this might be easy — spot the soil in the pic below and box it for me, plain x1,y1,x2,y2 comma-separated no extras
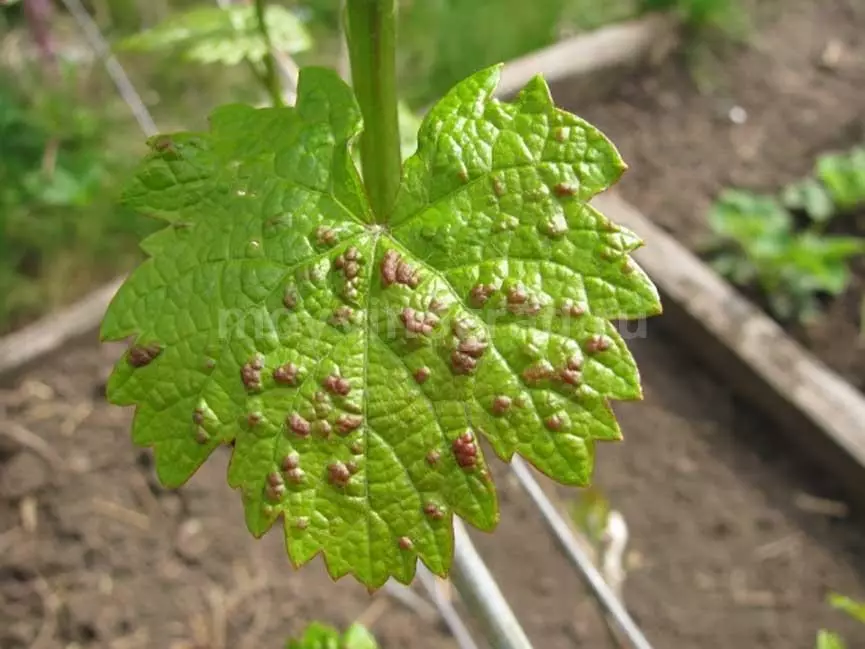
3,329,865,648
560,0,865,391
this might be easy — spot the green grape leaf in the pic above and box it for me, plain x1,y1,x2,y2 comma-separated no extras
781,178,835,223
817,148,865,211
101,65,660,588
119,4,311,65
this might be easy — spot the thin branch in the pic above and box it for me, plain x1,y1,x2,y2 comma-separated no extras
509,457,655,649
57,0,158,136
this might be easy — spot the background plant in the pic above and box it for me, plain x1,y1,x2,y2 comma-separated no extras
706,145,865,323
286,622,378,649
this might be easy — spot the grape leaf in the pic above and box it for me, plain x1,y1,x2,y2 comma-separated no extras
101,65,661,588
120,4,311,65
286,622,378,649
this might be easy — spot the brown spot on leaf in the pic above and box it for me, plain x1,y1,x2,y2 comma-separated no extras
267,471,283,487
286,468,305,484
426,450,441,465
423,502,444,520
414,367,431,384
452,430,478,468
469,283,495,308
400,308,438,336
457,168,469,183
492,396,512,415
522,362,553,383
507,285,528,305
247,412,262,427
315,225,337,246
492,177,505,196
545,414,564,431
350,441,364,455
346,460,359,475
327,462,351,488
381,249,399,286
345,246,359,261
561,300,586,318
283,287,297,310
458,338,487,358
395,258,420,288
336,414,363,435
323,374,352,396
273,362,299,385
585,334,611,354
127,342,162,368
330,305,354,327
450,350,478,375
194,429,209,445
287,413,311,437
193,408,205,425
398,536,414,550
294,517,309,530
241,359,263,392
560,368,582,386
553,183,577,197
282,453,300,471
566,354,583,371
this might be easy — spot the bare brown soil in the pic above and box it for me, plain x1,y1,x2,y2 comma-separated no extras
563,0,865,391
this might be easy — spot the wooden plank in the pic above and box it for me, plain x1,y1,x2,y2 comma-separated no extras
496,14,679,99
593,192,865,507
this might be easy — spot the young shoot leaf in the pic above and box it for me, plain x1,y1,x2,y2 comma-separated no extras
120,4,311,66
101,65,660,588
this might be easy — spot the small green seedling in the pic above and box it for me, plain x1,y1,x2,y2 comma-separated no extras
101,0,660,589
286,622,378,649
707,186,865,322
816,592,865,649
816,147,865,212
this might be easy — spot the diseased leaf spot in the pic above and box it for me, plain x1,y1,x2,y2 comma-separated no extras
585,334,611,354
194,429,210,444
346,460,359,475
400,308,439,336
560,299,586,318
336,414,363,435
507,285,528,305
315,225,337,246
286,468,305,484
241,356,264,392
327,461,351,488
282,453,300,471
414,367,431,384
492,395,512,415
560,368,582,386
294,517,309,530
350,441,364,455
398,536,414,550
266,471,286,501
545,414,564,431
523,361,553,384
273,362,300,385
469,283,496,308
247,412,262,427
287,413,311,437
323,374,352,396
423,502,445,521
452,431,478,469
193,408,205,425
492,177,505,197
381,249,420,288
426,449,441,465
450,350,478,375
457,338,487,359
457,168,469,183
127,342,163,368
553,183,577,198
283,287,298,310
330,305,355,328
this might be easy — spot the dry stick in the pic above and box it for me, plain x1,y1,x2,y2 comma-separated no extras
510,457,655,649
416,564,482,649
58,0,157,136
449,519,534,649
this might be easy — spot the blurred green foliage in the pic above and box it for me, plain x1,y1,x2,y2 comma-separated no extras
285,623,378,649
0,66,156,331
707,144,865,324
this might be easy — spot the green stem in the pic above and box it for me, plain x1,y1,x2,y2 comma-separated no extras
345,0,401,222
253,0,283,107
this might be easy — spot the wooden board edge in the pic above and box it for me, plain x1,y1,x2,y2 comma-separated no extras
593,192,865,507
0,277,124,384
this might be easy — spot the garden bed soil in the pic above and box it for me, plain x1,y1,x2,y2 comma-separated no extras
561,0,865,391
3,330,865,648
